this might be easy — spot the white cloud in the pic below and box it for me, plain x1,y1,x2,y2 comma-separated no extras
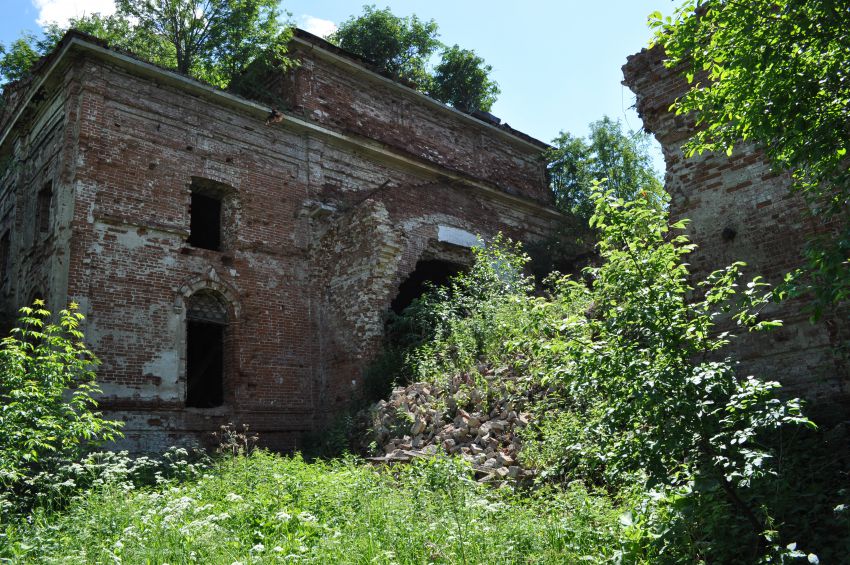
298,15,336,39
32,0,117,28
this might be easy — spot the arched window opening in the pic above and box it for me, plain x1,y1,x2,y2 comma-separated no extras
186,290,227,408
390,259,464,315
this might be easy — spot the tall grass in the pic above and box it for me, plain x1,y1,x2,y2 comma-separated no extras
2,452,633,564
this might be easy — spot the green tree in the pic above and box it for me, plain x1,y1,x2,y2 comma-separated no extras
651,0,850,309
0,34,45,84
329,5,440,90
115,0,290,86
50,13,171,69
0,302,122,492
1,1,291,89
548,116,664,219
429,45,500,113
1,14,150,85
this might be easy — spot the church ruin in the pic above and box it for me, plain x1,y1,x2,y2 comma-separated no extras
0,30,571,451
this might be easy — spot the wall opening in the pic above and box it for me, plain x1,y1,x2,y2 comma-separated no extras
188,192,222,251
0,230,9,283
390,259,464,314
36,182,52,234
185,291,227,408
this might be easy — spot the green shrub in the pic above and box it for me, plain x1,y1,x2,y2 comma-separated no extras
379,186,843,561
0,301,123,512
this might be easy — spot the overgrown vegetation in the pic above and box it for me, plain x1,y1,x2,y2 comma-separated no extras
651,0,850,314
0,301,123,515
329,5,500,113
2,451,633,563
360,188,849,562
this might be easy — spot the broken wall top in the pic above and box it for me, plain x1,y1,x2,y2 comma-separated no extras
622,45,694,145
259,30,553,203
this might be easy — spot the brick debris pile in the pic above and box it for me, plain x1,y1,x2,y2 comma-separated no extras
361,369,538,482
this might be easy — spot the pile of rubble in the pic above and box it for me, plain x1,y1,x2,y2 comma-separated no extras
361,372,537,482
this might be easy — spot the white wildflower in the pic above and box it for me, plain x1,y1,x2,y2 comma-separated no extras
225,493,243,502
298,511,316,523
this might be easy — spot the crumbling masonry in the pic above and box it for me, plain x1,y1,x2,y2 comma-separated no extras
623,46,849,421
0,31,572,451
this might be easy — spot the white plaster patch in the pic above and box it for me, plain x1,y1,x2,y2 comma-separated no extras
115,229,147,250
142,350,179,383
437,225,482,249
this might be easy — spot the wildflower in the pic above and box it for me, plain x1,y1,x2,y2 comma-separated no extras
225,493,243,502
298,511,316,523
275,511,292,521
252,543,265,553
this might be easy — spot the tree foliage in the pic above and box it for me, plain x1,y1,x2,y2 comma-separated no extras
0,302,122,494
330,5,500,113
0,34,44,84
548,116,664,219
42,13,154,58
115,0,290,86
651,0,850,309
329,5,440,91
429,45,500,113
0,0,292,89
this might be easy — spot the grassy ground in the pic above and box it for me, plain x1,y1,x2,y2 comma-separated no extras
2,452,632,564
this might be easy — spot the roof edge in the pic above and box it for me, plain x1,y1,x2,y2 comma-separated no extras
0,33,563,221
291,29,550,151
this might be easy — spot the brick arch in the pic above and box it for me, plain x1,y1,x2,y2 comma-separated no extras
176,274,241,319
176,275,241,410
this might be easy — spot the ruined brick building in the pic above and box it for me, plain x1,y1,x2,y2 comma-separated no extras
0,30,572,451
624,46,849,421
3,29,844,452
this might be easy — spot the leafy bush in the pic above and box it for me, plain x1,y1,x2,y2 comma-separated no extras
377,187,846,561
0,302,123,512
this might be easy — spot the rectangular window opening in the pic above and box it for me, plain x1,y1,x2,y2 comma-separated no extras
0,231,9,282
186,320,224,408
188,192,222,251
36,182,52,233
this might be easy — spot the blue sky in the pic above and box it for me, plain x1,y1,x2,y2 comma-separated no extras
2,1,675,169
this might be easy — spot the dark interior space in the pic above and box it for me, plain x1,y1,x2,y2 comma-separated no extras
36,182,52,233
188,192,222,250
0,231,9,281
186,321,224,408
390,259,464,314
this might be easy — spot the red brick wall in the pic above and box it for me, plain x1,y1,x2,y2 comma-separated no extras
272,40,550,203
0,43,565,452
623,46,849,420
